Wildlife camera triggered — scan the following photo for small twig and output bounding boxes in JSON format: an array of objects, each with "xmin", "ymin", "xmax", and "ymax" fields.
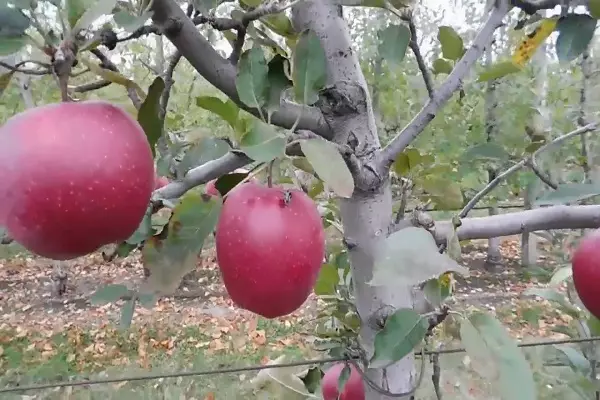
[
  {"xmin": 525, "ymin": 159, "xmax": 558, "ymax": 190},
  {"xmin": 431, "ymin": 350, "xmax": 443, "ymax": 400},
  {"xmin": 70, "ymin": 80, "xmax": 112, "ymax": 93},
  {"xmin": 378, "ymin": 4, "xmax": 509, "ymax": 168},
  {"xmin": 394, "ymin": 178, "xmax": 413, "ymax": 224},
  {"xmin": 459, "ymin": 123, "xmax": 599, "ymax": 218},
  {"xmin": 90, "ymin": 48, "xmax": 142, "ymax": 109},
  {"xmin": 402, "ymin": 13, "xmax": 434, "ymax": 98},
  {"xmin": 0, "ymin": 60, "xmax": 51, "ymax": 75},
  {"xmin": 160, "ymin": 50, "xmax": 182, "ymax": 119},
  {"xmin": 52, "ymin": 39, "xmax": 78, "ymax": 101},
  {"xmin": 510, "ymin": 0, "xmax": 562, "ymax": 14}
]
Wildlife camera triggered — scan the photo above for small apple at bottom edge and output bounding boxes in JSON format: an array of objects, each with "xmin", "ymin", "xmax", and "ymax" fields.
[{"xmin": 321, "ymin": 362, "xmax": 365, "ymax": 400}]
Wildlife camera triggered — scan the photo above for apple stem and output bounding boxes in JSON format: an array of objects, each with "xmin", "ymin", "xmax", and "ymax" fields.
[{"xmin": 267, "ymin": 160, "xmax": 275, "ymax": 188}]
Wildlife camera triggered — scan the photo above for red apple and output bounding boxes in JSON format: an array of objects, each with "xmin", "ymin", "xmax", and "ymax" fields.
[
  {"xmin": 154, "ymin": 175, "xmax": 169, "ymax": 189},
  {"xmin": 321, "ymin": 363, "xmax": 365, "ymax": 400},
  {"xmin": 205, "ymin": 168, "xmax": 251, "ymax": 197},
  {"xmin": 572, "ymin": 230, "xmax": 600, "ymax": 319},
  {"xmin": 0, "ymin": 100, "xmax": 155, "ymax": 260},
  {"xmin": 215, "ymin": 182, "xmax": 325, "ymax": 318}
]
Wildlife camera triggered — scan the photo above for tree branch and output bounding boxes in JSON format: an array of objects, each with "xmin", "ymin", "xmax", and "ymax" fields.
[
  {"xmin": 149, "ymin": 0, "xmax": 331, "ymax": 138},
  {"xmin": 526, "ymin": 158, "xmax": 558, "ymax": 189},
  {"xmin": 510, "ymin": 0, "xmax": 563, "ymax": 14},
  {"xmin": 153, "ymin": 152, "xmax": 252, "ymax": 200},
  {"xmin": 0, "ymin": 60, "xmax": 51, "ymax": 75},
  {"xmin": 433, "ymin": 205, "xmax": 600, "ymax": 242},
  {"xmin": 89, "ymin": 49, "xmax": 142, "ymax": 109},
  {"xmin": 403, "ymin": 14, "xmax": 434, "ymax": 98},
  {"xmin": 458, "ymin": 122, "xmax": 598, "ymax": 218},
  {"xmin": 377, "ymin": 3, "xmax": 510, "ymax": 168},
  {"xmin": 159, "ymin": 50, "xmax": 182, "ymax": 120}
]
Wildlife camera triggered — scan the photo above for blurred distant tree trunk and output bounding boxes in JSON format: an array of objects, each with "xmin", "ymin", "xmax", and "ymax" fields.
[
  {"xmin": 579, "ymin": 49, "xmax": 592, "ymax": 237},
  {"xmin": 484, "ymin": 35, "xmax": 503, "ymax": 271},
  {"xmin": 522, "ymin": 25, "xmax": 551, "ymax": 267}
]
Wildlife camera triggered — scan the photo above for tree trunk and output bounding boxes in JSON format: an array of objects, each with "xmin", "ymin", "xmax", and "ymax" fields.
[
  {"xmin": 291, "ymin": 2, "xmax": 416, "ymax": 396},
  {"xmin": 483, "ymin": 34, "xmax": 503, "ymax": 271}
]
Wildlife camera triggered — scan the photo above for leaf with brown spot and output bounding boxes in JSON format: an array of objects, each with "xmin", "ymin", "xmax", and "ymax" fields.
[{"xmin": 142, "ymin": 192, "xmax": 222, "ymax": 295}]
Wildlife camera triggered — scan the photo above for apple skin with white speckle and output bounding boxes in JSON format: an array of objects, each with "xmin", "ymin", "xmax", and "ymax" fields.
[
  {"xmin": 572, "ymin": 229, "xmax": 600, "ymax": 320},
  {"xmin": 0, "ymin": 101, "xmax": 155, "ymax": 260},
  {"xmin": 215, "ymin": 182, "xmax": 325, "ymax": 318}
]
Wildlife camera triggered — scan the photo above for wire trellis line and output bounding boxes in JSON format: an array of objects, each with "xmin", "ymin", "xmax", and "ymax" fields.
[{"xmin": 2, "ymin": 336, "xmax": 600, "ymax": 394}]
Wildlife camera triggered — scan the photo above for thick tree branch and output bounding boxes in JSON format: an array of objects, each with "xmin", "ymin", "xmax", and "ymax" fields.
[
  {"xmin": 433, "ymin": 205, "xmax": 600, "ymax": 242},
  {"xmin": 149, "ymin": 0, "xmax": 331, "ymax": 138},
  {"xmin": 159, "ymin": 50, "xmax": 182, "ymax": 119},
  {"xmin": 153, "ymin": 152, "xmax": 252, "ymax": 200},
  {"xmin": 459, "ymin": 122, "xmax": 598, "ymax": 218},
  {"xmin": 377, "ymin": 3, "xmax": 510, "ymax": 168},
  {"xmin": 510, "ymin": 0, "xmax": 564, "ymax": 14}
]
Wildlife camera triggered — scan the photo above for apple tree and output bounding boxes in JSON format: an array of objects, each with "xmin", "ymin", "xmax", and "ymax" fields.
[{"xmin": 2, "ymin": 0, "xmax": 600, "ymax": 399}]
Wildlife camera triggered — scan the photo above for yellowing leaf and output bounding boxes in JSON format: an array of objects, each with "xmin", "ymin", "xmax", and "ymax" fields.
[
  {"xmin": 79, "ymin": 57, "xmax": 146, "ymax": 100},
  {"xmin": 512, "ymin": 17, "xmax": 558, "ymax": 67}
]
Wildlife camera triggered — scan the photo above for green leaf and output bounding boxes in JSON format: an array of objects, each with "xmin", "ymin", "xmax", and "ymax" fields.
[
  {"xmin": 90, "ymin": 284, "xmax": 130, "ymax": 305},
  {"xmin": 292, "ymin": 29, "xmax": 327, "ymax": 104},
  {"xmin": 369, "ymin": 227, "xmax": 468, "ymax": 288},
  {"xmin": 314, "ymin": 263, "xmax": 339, "ymax": 295},
  {"xmin": 113, "ymin": 10, "xmax": 152, "ymax": 32},
  {"xmin": 432, "ymin": 58, "xmax": 453, "ymax": 75},
  {"xmin": 422, "ymin": 279, "xmax": 443, "ymax": 308},
  {"xmin": 138, "ymin": 292, "xmax": 157, "ymax": 309},
  {"xmin": 533, "ymin": 183, "xmax": 600, "ymax": 206},
  {"xmin": 137, "ymin": 77, "xmax": 165, "ymax": 157},
  {"xmin": 239, "ymin": 119, "xmax": 286, "ymax": 162},
  {"xmin": 524, "ymin": 288, "xmax": 581, "ymax": 318},
  {"xmin": 337, "ymin": 365, "xmax": 351, "ymax": 393},
  {"xmin": 65, "ymin": 0, "xmax": 89, "ymax": 29},
  {"xmin": 299, "ymin": 138, "xmax": 354, "ymax": 198},
  {"xmin": 392, "ymin": 148, "xmax": 433, "ymax": 176},
  {"xmin": 477, "ymin": 60, "xmax": 522, "ymax": 82},
  {"xmin": 461, "ymin": 143, "xmax": 511, "ymax": 164},
  {"xmin": 80, "ymin": 57, "xmax": 146, "ymax": 98},
  {"xmin": 214, "ymin": 172, "xmax": 249, "ymax": 197},
  {"xmin": 177, "ymin": 137, "xmax": 231, "ymax": 177},
  {"xmin": 125, "ymin": 204, "xmax": 153, "ymax": 245},
  {"xmin": 142, "ymin": 193, "xmax": 222, "ymax": 294},
  {"xmin": 266, "ymin": 54, "xmax": 292, "ymax": 112},
  {"xmin": 437, "ymin": 26, "xmax": 465, "ymax": 61},
  {"xmin": 555, "ymin": 14, "xmax": 597, "ymax": 63},
  {"xmin": 196, "ymin": 96, "xmax": 240, "ymax": 130},
  {"xmin": 589, "ymin": 0, "xmax": 600, "ymax": 19},
  {"xmin": 0, "ymin": 71, "xmax": 15, "ymax": 98},
  {"xmin": 0, "ymin": 5, "xmax": 30, "ymax": 37},
  {"xmin": 377, "ymin": 24, "xmax": 411, "ymax": 66},
  {"xmin": 549, "ymin": 266, "xmax": 572, "ymax": 286},
  {"xmin": 370, "ymin": 308, "xmax": 429, "ymax": 368},
  {"xmin": 0, "ymin": 36, "xmax": 28, "ymax": 55},
  {"xmin": 119, "ymin": 298, "xmax": 136, "ymax": 330},
  {"xmin": 459, "ymin": 311, "xmax": 536, "ymax": 400},
  {"xmin": 552, "ymin": 344, "xmax": 590, "ymax": 374},
  {"xmin": 420, "ymin": 177, "xmax": 464, "ymax": 209},
  {"xmin": 236, "ymin": 47, "xmax": 269, "ymax": 110},
  {"xmin": 72, "ymin": 0, "xmax": 118, "ymax": 32}
]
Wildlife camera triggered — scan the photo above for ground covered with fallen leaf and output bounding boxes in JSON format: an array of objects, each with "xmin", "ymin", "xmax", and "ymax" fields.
[{"xmin": 0, "ymin": 235, "xmax": 583, "ymax": 399}]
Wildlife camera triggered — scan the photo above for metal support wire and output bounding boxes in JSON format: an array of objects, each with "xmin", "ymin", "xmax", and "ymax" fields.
[{"xmin": 2, "ymin": 336, "xmax": 600, "ymax": 394}]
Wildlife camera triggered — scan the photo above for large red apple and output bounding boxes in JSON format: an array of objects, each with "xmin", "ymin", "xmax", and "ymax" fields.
[
  {"xmin": 572, "ymin": 230, "xmax": 600, "ymax": 319},
  {"xmin": 205, "ymin": 168, "xmax": 251, "ymax": 197},
  {"xmin": 0, "ymin": 100, "xmax": 155, "ymax": 260},
  {"xmin": 215, "ymin": 182, "xmax": 325, "ymax": 318},
  {"xmin": 321, "ymin": 363, "xmax": 365, "ymax": 400}
]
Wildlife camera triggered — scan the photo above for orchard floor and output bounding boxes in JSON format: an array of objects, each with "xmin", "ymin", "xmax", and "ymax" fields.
[{"xmin": 0, "ymin": 236, "xmax": 587, "ymax": 399}]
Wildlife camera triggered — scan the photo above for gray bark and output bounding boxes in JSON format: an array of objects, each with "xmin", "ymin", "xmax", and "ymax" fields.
[{"xmin": 291, "ymin": 3, "xmax": 416, "ymax": 396}]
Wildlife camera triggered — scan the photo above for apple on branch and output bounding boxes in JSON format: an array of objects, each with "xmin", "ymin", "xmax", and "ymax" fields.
[
  {"xmin": 321, "ymin": 362, "xmax": 365, "ymax": 400},
  {"xmin": 571, "ymin": 229, "xmax": 600, "ymax": 320},
  {"xmin": 0, "ymin": 100, "xmax": 155, "ymax": 260},
  {"xmin": 214, "ymin": 181, "xmax": 325, "ymax": 318}
]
